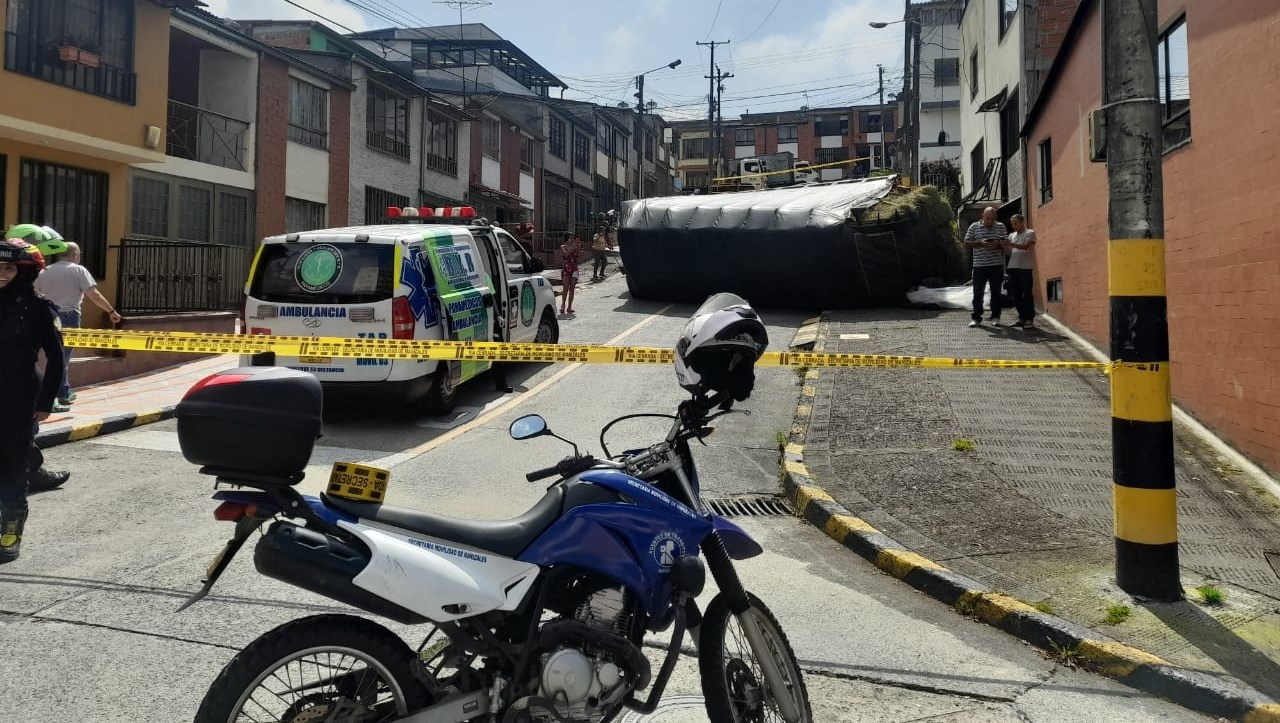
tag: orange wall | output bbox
[0,0,171,152]
[1026,1,1280,474]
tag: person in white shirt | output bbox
[34,242,121,410]
[1005,215,1037,328]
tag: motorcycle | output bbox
[177,295,812,723]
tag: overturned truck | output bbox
[619,179,959,308]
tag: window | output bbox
[285,197,326,233]
[216,192,251,246]
[814,147,850,174]
[597,119,611,155]
[365,187,410,224]
[1047,277,1063,302]
[366,83,409,159]
[613,128,627,162]
[1000,0,1019,37]
[681,137,707,159]
[970,50,979,99]
[495,230,528,270]
[778,125,797,142]
[549,117,566,159]
[546,183,569,235]
[177,185,211,242]
[860,112,883,134]
[1037,138,1053,204]
[573,132,591,171]
[970,139,985,193]
[4,0,137,104]
[574,193,592,232]
[934,57,960,87]
[813,115,848,137]
[645,132,654,161]
[19,159,108,277]
[482,117,501,160]
[131,176,169,238]
[1158,16,1191,151]
[520,136,539,173]
[735,128,755,146]
[425,110,458,176]
[288,78,328,149]
[684,171,709,189]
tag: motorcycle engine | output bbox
[525,588,641,723]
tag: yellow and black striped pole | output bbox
[1104,0,1181,600]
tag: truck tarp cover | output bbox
[620,179,942,307]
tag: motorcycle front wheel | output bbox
[195,614,431,723]
[699,592,813,723]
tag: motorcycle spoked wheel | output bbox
[698,592,813,723]
[195,614,431,723]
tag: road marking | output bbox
[394,303,675,462]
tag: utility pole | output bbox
[697,39,729,188]
[909,15,921,183]
[714,65,733,184]
[877,63,886,170]
[1104,0,1180,600]
[636,73,645,198]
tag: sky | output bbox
[200,0,912,121]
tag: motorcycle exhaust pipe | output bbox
[254,521,428,625]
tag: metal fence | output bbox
[116,239,249,314]
[3,32,137,105]
[167,100,250,172]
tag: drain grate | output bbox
[704,495,793,517]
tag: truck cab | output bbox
[241,205,559,414]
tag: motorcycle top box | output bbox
[177,366,322,481]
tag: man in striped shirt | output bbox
[963,206,1008,327]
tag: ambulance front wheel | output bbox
[535,308,559,344]
[424,363,458,415]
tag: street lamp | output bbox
[635,59,681,199]
[870,16,921,183]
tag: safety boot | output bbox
[29,468,71,492]
[0,511,27,563]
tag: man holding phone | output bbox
[963,206,1008,327]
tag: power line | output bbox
[705,0,725,39]
[739,0,782,43]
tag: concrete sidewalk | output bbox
[35,354,236,448]
[795,308,1280,706]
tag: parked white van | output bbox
[242,206,559,413]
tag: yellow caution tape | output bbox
[62,329,1111,371]
[327,462,390,503]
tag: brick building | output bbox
[670,103,899,191]
[1023,0,1280,474]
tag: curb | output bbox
[35,405,177,449]
[780,312,1280,723]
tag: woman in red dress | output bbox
[559,235,582,315]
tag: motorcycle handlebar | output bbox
[527,454,599,483]
[525,465,561,483]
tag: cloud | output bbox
[201,0,372,33]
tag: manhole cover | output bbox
[704,496,793,517]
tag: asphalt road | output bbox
[0,274,1208,722]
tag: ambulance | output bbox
[241,205,559,414]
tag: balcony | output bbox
[3,32,137,105]
[166,100,250,171]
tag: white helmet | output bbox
[675,293,768,400]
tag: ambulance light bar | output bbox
[383,206,478,223]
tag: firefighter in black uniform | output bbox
[0,239,64,563]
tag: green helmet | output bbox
[38,225,68,257]
[5,223,66,257]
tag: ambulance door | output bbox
[422,230,493,385]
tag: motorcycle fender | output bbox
[713,515,763,560]
[341,520,540,623]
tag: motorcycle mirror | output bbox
[509,414,549,441]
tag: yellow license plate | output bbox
[299,356,332,364]
[327,462,391,503]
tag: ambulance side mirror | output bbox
[526,257,545,273]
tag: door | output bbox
[424,230,493,384]
[492,229,542,342]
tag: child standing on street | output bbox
[560,234,582,316]
[0,239,65,563]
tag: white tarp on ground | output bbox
[907,284,985,309]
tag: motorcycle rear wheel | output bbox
[195,614,431,723]
[699,592,813,723]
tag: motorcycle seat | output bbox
[322,485,567,559]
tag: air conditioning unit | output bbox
[1088,108,1107,163]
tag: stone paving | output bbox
[803,308,1280,699]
